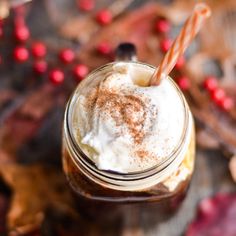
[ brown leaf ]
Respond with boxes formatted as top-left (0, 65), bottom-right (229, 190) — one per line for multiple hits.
top-left (0, 84), bottom-right (58, 162)
top-left (0, 164), bottom-right (78, 235)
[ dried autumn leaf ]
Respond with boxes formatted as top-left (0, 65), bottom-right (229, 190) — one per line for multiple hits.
top-left (0, 164), bottom-right (78, 235)
top-left (0, 84), bottom-right (59, 163)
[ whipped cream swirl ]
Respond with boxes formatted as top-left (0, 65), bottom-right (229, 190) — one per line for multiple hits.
top-left (72, 63), bottom-right (185, 173)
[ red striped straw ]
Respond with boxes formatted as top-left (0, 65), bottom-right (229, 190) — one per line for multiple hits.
top-left (149, 3), bottom-right (211, 86)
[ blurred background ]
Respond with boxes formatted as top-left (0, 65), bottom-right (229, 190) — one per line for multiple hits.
top-left (0, 0), bottom-right (236, 236)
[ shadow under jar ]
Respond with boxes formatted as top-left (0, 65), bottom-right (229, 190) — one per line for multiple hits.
top-left (62, 61), bottom-right (195, 230)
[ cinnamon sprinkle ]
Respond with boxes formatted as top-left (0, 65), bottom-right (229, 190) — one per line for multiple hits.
top-left (135, 150), bottom-right (149, 159)
top-left (86, 85), bottom-right (149, 144)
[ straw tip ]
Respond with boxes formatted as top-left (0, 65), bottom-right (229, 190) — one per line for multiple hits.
top-left (150, 72), bottom-right (166, 86)
top-left (194, 3), bottom-right (212, 18)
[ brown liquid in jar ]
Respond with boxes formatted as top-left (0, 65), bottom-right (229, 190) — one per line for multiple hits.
top-left (62, 124), bottom-right (195, 226)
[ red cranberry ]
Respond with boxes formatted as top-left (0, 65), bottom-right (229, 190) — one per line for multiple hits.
top-left (31, 42), bottom-right (47, 58)
top-left (177, 76), bottom-right (190, 91)
top-left (49, 69), bottom-right (64, 85)
top-left (155, 19), bottom-right (171, 33)
top-left (160, 38), bottom-right (172, 53)
top-left (219, 96), bottom-right (234, 111)
top-left (211, 88), bottom-right (225, 104)
top-left (78, 0), bottom-right (94, 11)
top-left (175, 56), bottom-right (185, 69)
top-left (96, 42), bottom-right (112, 55)
top-left (96, 9), bottom-right (112, 25)
top-left (203, 76), bottom-right (218, 92)
top-left (33, 60), bottom-right (48, 74)
top-left (0, 55), bottom-right (2, 65)
top-left (14, 46), bottom-right (29, 62)
top-left (59, 48), bottom-right (75, 64)
top-left (14, 25), bottom-right (30, 42)
top-left (74, 64), bottom-right (89, 81)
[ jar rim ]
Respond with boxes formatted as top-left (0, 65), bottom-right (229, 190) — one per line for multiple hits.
top-left (64, 61), bottom-right (190, 189)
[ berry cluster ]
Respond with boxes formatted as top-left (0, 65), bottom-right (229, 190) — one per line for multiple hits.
top-left (0, 8), bottom-right (90, 86)
top-left (0, 1), bottom-right (115, 87)
top-left (203, 76), bottom-right (234, 111)
top-left (155, 18), bottom-right (172, 53)
top-left (154, 16), bottom-right (234, 112)
top-left (78, 0), bottom-right (113, 25)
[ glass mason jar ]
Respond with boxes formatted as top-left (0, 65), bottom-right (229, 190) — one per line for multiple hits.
top-left (62, 61), bottom-right (195, 227)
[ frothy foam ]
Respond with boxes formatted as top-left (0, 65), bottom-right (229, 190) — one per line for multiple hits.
top-left (72, 62), bottom-right (185, 173)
